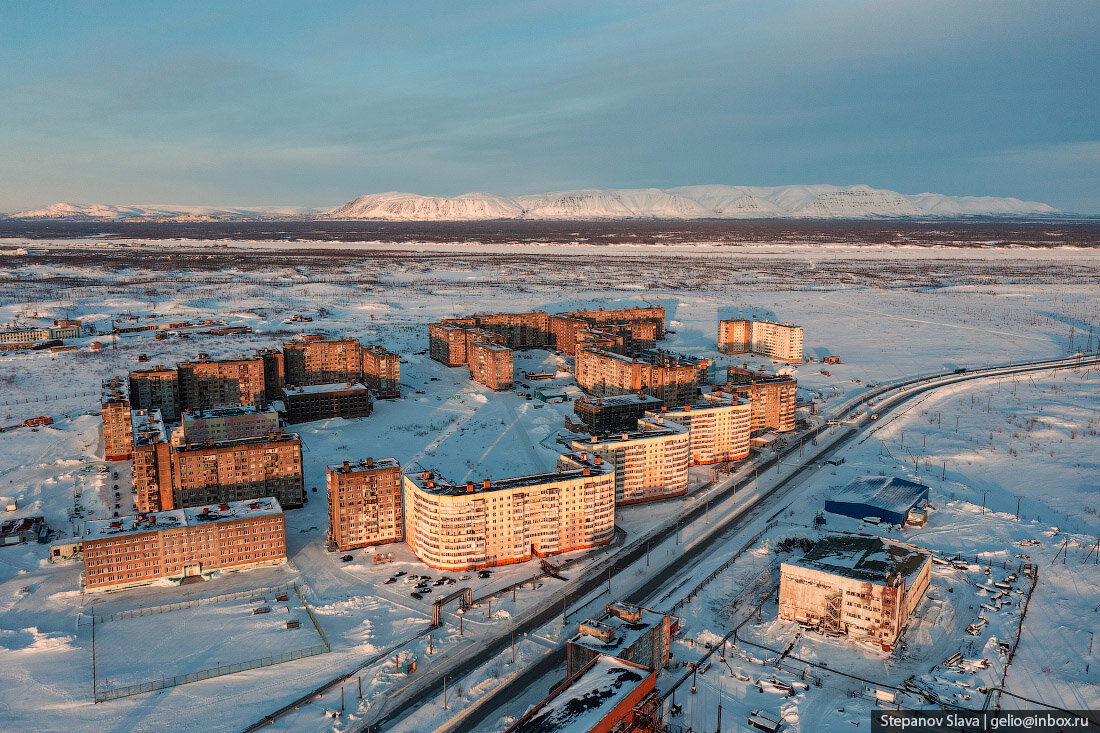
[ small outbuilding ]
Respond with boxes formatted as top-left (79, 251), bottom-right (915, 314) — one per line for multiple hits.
top-left (825, 476), bottom-right (929, 526)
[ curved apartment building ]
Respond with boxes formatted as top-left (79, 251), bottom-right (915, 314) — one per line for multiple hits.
top-left (570, 417), bottom-right (690, 505)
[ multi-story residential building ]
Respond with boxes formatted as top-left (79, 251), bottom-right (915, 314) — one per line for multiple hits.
top-left (170, 434), bottom-right (304, 509)
top-left (550, 308), bottom-right (665, 356)
top-left (569, 306), bottom-right (665, 339)
top-left (101, 377), bottom-right (133, 461)
top-left (778, 535), bottom-right (932, 648)
top-left (572, 394), bottom-right (664, 435)
top-left (468, 341), bottom-right (514, 391)
top-left (718, 319), bottom-right (804, 362)
top-left (181, 405), bottom-right (281, 444)
top-left (129, 366), bottom-right (180, 421)
top-left (283, 337), bottom-right (363, 386)
top-left (82, 497), bottom-right (286, 591)
top-left (574, 348), bottom-right (699, 407)
top-left (547, 315), bottom-right (589, 355)
top-left (281, 383), bottom-right (372, 424)
top-left (326, 458), bottom-right (403, 550)
top-left (454, 311), bottom-right (551, 348)
top-left (566, 417), bottom-right (690, 505)
top-left (645, 390), bottom-right (752, 465)
top-left (257, 348), bottom-right (285, 401)
top-left (724, 367), bottom-right (798, 433)
top-left (402, 459), bottom-right (616, 571)
top-left (177, 356), bottom-right (266, 411)
top-left (0, 323), bottom-right (82, 344)
top-left (428, 323), bottom-right (471, 366)
top-left (361, 345), bottom-right (401, 398)
top-left (566, 602), bottom-right (675, 677)
top-left (132, 410), bottom-right (172, 512)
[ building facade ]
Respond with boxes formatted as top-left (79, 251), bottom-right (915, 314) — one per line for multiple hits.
top-left (572, 394), bottom-right (664, 435)
top-left (724, 367), bottom-right (798, 433)
top-left (283, 337), bottom-right (363, 386)
top-left (567, 602), bottom-right (674, 677)
top-left (181, 406), bottom-right (281, 444)
top-left (101, 378), bottom-right (133, 461)
top-left (468, 341), bottom-right (514, 391)
top-left (567, 417), bottom-right (690, 505)
top-left (402, 461), bottom-right (615, 571)
top-left (361, 345), bottom-right (401, 398)
top-left (129, 366), bottom-right (180, 421)
top-left (575, 348), bottom-right (699, 407)
top-left (82, 497), bottom-right (286, 591)
top-left (718, 319), bottom-right (804, 362)
top-left (281, 383), bottom-right (372, 423)
top-left (645, 390), bottom-right (752, 465)
top-left (170, 434), bottom-right (304, 509)
top-left (177, 356), bottom-right (266, 411)
top-left (327, 458), bottom-right (403, 550)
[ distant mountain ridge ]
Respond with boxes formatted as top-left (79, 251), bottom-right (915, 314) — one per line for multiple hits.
top-left (5, 184), bottom-right (1060, 221)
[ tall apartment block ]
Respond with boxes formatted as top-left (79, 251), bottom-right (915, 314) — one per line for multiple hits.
top-left (572, 394), bottom-right (665, 435)
top-left (718, 319), bottom-right (804, 362)
top-left (177, 356), bottom-right (266, 411)
top-left (361, 345), bottom-right (401, 398)
top-left (469, 341), bottom-right (514, 391)
top-left (574, 348), bottom-right (699, 407)
top-left (281, 383), bottom-right (372, 423)
top-left (453, 310), bottom-right (551, 348)
top-left (645, 390), bottom-right (751, 465)
top-left (129, 366), bottom-right (180, 421)
top-left (724, 367), bottom-right (798, 433)
top-left (550, 307), bottom-right (664, 356)
top-left (566, 417), bottom-right (690, 505)
top-left (82, 498), bottom-right (286, 591)
top-left (132, 409), bottom-right (173, 512)
top-left (258, 348), bottom-right (285, 401)
top-left (326, 458), bottom-right (403, 551)
top-left (101, 378), bottom-right (133, 461)
top-left (283, 337), bottom-right (363, 386)
top-left (403, 459), bottom-right (616, 571)
top-left (428, 324), bottom-right (514, 390)
top-left (181, 405), bottom-right (281, 444)
top-left (428, 323), bottom-right (471, 366)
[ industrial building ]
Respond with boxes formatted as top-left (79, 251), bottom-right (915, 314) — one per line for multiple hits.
top-left (723, 367), bottom-right (798, 433)
top-left (718, 318), bottom-right (804, 362)
top-left (283, 337), bottom-right (363, 386)
top-left (645, 390), bottom-right (752, 465)
top-left (281, 383), bottom-right (372, 423)
top-left (566, 417), bottom-right (690, 505)
top-left (101, 377), bottom-right (134, 461)
top-left (361, 344), bottom-right (401, 398)
top-left (779, 535), bottom-right (932, 647)
top-left (572, 394), bottom-right (664, 435)
top-left (327, 458), bottom-right (404, 550)
top-left (825, 476), bottom-right (930, 526)
top-left (402, 459), bottom-right (615, 571)
top-left (82, 497), bottom-right (286, 591)
top-left (567, 602), bottom-right (675, 677)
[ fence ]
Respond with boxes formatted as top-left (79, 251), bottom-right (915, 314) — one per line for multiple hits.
top-left (668, 520), bottom-right (779, 613)
top-left (94, 583), bottom-right (294, 623)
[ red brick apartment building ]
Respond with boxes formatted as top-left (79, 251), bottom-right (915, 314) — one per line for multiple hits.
top-left (574, 348), bottom-right (699, 407)
top-left (361, 344), bottom-right (401, 398)
top-left (326, 458), bottom-right (403, 550)
top-left (101, 377), bottom-right (133, 461)
top-left (177, 356), bottom-right (267, 410)
top-left (82, 497), bottom-right (286, 591)
top-left (724, 367), bottom-right (798, 433)
top-left (283, 337), bottom-right (363, 386)
top-left (128, 366), bottom-right (180, 421)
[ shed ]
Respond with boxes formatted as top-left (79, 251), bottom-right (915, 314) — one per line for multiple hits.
top-left (825, 476), bottom-right (929, 526)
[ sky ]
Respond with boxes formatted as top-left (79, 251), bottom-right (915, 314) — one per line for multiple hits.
top-left (1, 1), bottom-right (1098, 213)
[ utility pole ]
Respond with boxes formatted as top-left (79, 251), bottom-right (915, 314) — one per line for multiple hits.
top-left (1015, 495), bottom-right (1021, 521)
top-left (981, 490), bottom-right (987, 515)
top-left (443, 677), bottom-right (447, 709)
top-left (511, 631), bottom-right (515, 664)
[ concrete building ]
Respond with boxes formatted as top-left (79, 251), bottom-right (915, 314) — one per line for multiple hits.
top-left (572, 394), bottom-right (664, 435)
top-left (825, 476), bottom-right (930, 526)
top-left (428, 323), bottom-right (471, 367)
top-left (718, 319), bottom-right (804, 362)
top-left (550, 307), bottom-right (665, 356)
top-left (567, 417), bottom-right (690, 505)
top-left (567, 602), bottom-right (674, 677)
top-left (402, 460), bottom-right (615, 571)
top-left (283, 337), bottom-right (363, 387)
top-left (779, 535), bottom-right (932, 647)
top-left (82, 497), bottom-right (286, 591)
top-left (257, 348), bottom-right (285, 401)
top-left (575, 348), bottom-right (699, 407)
top-left (281, 383), bottom-right (372, 423)
top-left (132, 410), bottom-right (173, 513)
top-left (724, 367), bottom-right (798, 433)
top-left (327, 458), bottom-right (403, 551)
top-left (129, 366), bottom-right (180, 421)
top-left (468, 340), bottom-right (514, 391)
top-left (362, 345), bottom-right (401, 398)
top-left (181, 405), bottom-right (281, 444)
top-left (646, 390), bottom-right (752, 465)
top-left (170, 434), bottom-right (304, 510)
top-left (178, 356), bottom-right (266, 411)
top-left (101, 377), bottom-right (134, 461)
top-left (454, 310), bottom-right (551, 348)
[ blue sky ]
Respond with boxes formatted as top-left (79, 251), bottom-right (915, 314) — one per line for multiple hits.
top-left (1, 1), bottom-right (1098, 212)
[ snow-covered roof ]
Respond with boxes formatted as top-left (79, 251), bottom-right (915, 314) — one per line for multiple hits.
top-left (570, 604), bottom-right (667, 657)
top-left (789, 535), bottom-right (930, 587)
top-left (574, 394), bottom-right (663, 408)
top-left (328, 457), bottom-right (401, 473)
top-left (282, 382), bottom-right (368, 395)
top-left (407, 462), bottom-right (613, 496)
top-left (509, 655), bottom-right (652, 733)
top-left (575, 419), bottom-right (688, 446)
top-left (84, 497), bottom-right (283, 540)
top-left (131, 409), bottom-right (166, 446)
top-left (182, 405), bottom-right (278, 419)
top-left (830, 475), bottom-right (929, 517)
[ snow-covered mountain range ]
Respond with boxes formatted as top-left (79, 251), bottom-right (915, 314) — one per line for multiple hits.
top-left (5, 184), bottom-right (1061, 221)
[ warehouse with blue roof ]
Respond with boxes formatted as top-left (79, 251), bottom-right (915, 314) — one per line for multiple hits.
top-left (825, 476), bottom-right (929, 526)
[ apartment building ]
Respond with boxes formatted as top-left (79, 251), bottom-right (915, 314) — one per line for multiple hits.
top-left (177, 356), bottom-right (266, 411)
top-left (779, 535), bottom-right (932, 647)
top-left (724, 367), bottom-right (798, 433)
top-left (572, 394), bottom-right (664, 435)
top-left (82, 497), bottom-right (286, 591)
top-left (101, 378), bottom-right (133, 461)
top-left (283, 337), bottom-right (363, 386)
top-left (569, 306), bottom-right (665, 339)
top-left (646, 390), bottom-right (752, 465)
top-left (452, 310), bottom-right (551, 348)
top-left (718, 319), bottom-right (804, 362)
top-left (132, 410), bottom-right (173, 513)
top-left (257, 348), bottom-right (285, 401)
top-left (170, 434), bottom-right (304, 509)
top-left (361, 344), bottom-right (401, 398)
top-left (428, 323), bottom-right (471, 367)
top-left (567, 417), bottom-right (690, 505)
top-left (574, 348), bottom-right (699, 407)
top-left (181, 405), bottom-right (280, 444)
top-left (281, 383), bottom-right (372, 423)
top-left (468, 341), bottom-right (514, 391)
top-left (550, 308), bottom-right (664, 356)
top-left (129, 366), bottom-right (181, 421)
top-left (402, 460), bottom-right (616, 571)
top-left (326, 458), bottom-right (403, 550)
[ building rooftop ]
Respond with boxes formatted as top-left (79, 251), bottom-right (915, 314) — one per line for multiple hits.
top-left (182, 405), bottom-right (278, 420)
top-left (172, 432), bottom-right (299, 453)
top-left (509, 655), bottom-right (651, 733)
top-left (282, 382), bottom-right (368, 395)
top-left (574, 394), bottom-right (664, 408)
top-left (101, 377), bottom-right (129, 402)
top-left (328, 458), bottom-right (401, 473)
top-left (830, 476), bottom-right (930, 517)
top-left (789, 535), bottom-right (930, 586)
top-left (131, 409), bottom-right (167, 446)
top-left (576, 418), bottom-right (688, 446)
top-left (570, 603), bottom-right (668, 657)
top-left (472, 341), bottom-right (512, 352)
top-left (407, 463), bottom-right (612, 496)
top-left (84, 497), bottom-right (283, 540)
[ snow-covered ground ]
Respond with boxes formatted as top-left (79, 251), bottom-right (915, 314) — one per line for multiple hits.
top-left (0, 239), bottom-right (1096, 732)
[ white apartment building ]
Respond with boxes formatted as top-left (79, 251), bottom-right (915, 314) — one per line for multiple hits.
top-left (569, 418), bottom-right (690, 505)
top-left (718, 319), bottom-right (803, 362)
top-left (645, 390), bottom-right (751, 465)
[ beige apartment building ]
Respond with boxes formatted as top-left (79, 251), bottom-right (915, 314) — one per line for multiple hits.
top-left (469, 340), bottom-right (514, 391)
top-left (101, 378), bottom-right (133, 461)
top-left (327, 458), bottom-right (404, 551)
top-left (283, 337), bottom-right (363, 386)
top-left (718, 319), bottom-right (804, 362)
top-left (567, 417), bottom-right (690, 505)
top-left (362, 344), bottom-right (401, 398)
top-left (82, 497), bottom-right (286, 591)
top-left (402, 459), bottom-right (615, 571)
top-left (724, 367), bottom-right (798, 433)
top-left (574, 348), bottom-right (699, 407)
top-left (645, 390), bottom-right (751, 465)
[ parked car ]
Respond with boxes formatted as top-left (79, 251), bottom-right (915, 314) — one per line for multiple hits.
top-left (340, 555), bottom-right (354, 562)
top-left (410, 592), bottom-right (422, 600)
top-left (384, 577), bottom-right (397, 584)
